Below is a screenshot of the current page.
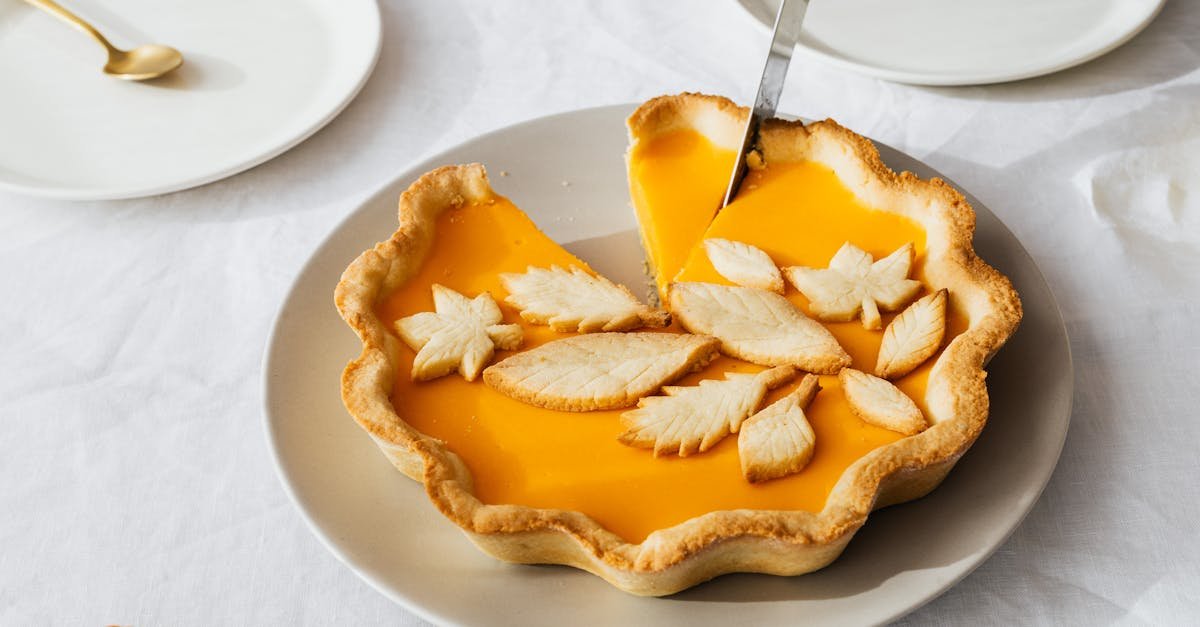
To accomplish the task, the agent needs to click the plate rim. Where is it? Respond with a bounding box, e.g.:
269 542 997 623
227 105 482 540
734 0 1166 86
0 0 382 201
262 103 1074 624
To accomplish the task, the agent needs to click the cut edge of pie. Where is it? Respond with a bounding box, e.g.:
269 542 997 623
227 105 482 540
335 93 1023 596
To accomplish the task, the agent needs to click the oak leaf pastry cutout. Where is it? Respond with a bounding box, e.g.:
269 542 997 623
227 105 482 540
839 368 928 435
500 265 670 333
739 374 820 483
784 242 922 330
703 238 784 293
876 289 948 379
483 332 720 411
669 281 851 374
395 284 523 382
619 365 796 456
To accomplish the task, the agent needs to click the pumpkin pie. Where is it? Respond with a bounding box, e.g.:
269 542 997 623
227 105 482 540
335 94 1021 596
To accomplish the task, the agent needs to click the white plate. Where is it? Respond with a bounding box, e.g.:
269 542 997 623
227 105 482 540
263 105 1073 625
736 0 1164 86
0 0 379 200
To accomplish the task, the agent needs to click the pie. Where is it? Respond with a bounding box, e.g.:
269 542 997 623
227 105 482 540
335 94 1021 596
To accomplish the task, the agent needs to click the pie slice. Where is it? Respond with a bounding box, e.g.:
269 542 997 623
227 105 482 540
336 94 1022 597
626 95 743 301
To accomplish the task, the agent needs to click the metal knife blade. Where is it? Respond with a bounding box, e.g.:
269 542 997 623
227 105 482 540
721 0 810 209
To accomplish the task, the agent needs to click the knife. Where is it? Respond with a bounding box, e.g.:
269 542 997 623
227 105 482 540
721 0 811 209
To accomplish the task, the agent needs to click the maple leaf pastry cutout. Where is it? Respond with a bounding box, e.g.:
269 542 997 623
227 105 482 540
784 242 922 330
395 284 523 382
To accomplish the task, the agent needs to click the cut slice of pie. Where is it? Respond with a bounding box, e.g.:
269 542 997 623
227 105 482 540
626 94 743 301
336 94 1021 597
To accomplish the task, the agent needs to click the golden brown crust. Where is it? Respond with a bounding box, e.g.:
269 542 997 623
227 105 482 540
336 164 497 483
336 95 1022 596
625 92 748 151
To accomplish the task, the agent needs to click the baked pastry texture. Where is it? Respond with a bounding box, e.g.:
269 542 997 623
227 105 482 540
335 95 1021 596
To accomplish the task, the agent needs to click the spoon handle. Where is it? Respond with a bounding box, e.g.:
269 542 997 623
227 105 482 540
23 0 119 54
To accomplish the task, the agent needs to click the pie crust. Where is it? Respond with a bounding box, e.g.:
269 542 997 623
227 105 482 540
335 95 1022 596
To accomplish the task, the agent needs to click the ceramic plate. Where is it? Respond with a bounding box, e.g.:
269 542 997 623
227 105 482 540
263 105 1073 625
736 0 1164 86
0 0 379 200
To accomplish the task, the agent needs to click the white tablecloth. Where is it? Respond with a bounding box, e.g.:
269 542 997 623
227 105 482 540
3 1 1199 624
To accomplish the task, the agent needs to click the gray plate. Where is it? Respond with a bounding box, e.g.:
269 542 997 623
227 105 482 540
263 104 1072 625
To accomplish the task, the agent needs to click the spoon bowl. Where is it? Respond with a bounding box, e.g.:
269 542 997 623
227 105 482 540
103 44 184 80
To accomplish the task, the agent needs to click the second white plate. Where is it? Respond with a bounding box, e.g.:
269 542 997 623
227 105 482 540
737 0 1164 86
264 105 1073 625
0 0 380 200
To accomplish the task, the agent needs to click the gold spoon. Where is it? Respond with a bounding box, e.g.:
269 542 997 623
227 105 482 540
24 0 183 80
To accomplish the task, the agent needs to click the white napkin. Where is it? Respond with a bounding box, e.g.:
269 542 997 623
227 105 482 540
1075 134 1200 246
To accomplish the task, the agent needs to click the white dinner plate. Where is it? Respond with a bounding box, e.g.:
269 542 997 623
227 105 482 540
0 0 379 200
263 105 1073 625
736 0 1164 86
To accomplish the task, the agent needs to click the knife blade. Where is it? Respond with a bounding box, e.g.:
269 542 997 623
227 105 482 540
721 0 810 209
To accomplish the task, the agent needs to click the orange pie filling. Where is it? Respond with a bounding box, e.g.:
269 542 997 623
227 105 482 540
377 129 966 543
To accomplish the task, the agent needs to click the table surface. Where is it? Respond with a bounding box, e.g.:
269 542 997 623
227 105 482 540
3 1 1198 625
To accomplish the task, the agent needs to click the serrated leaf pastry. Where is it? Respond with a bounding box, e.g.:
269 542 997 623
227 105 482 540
703 238 784 293
668 281 850 373
840 368 928 435
876 289 947 379
395 284 523 382
483 332 720 411
618 366 796 456
784 242 922 330
500 265 669 332
739 374 820 483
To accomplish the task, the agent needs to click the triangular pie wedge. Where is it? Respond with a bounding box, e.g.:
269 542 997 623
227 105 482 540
337 94 1021 597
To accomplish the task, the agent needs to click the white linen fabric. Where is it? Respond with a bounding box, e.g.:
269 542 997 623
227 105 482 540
2 1 1198 624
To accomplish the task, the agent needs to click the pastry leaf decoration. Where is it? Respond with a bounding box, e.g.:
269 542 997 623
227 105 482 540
395 284 523 382
839 368 928 435
876 289 947 379
618 366 796 457
500 265 669 333
703 238 784 293
784 242 922 330
483 332 720 411
739 374 821 483
669 282 850 374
